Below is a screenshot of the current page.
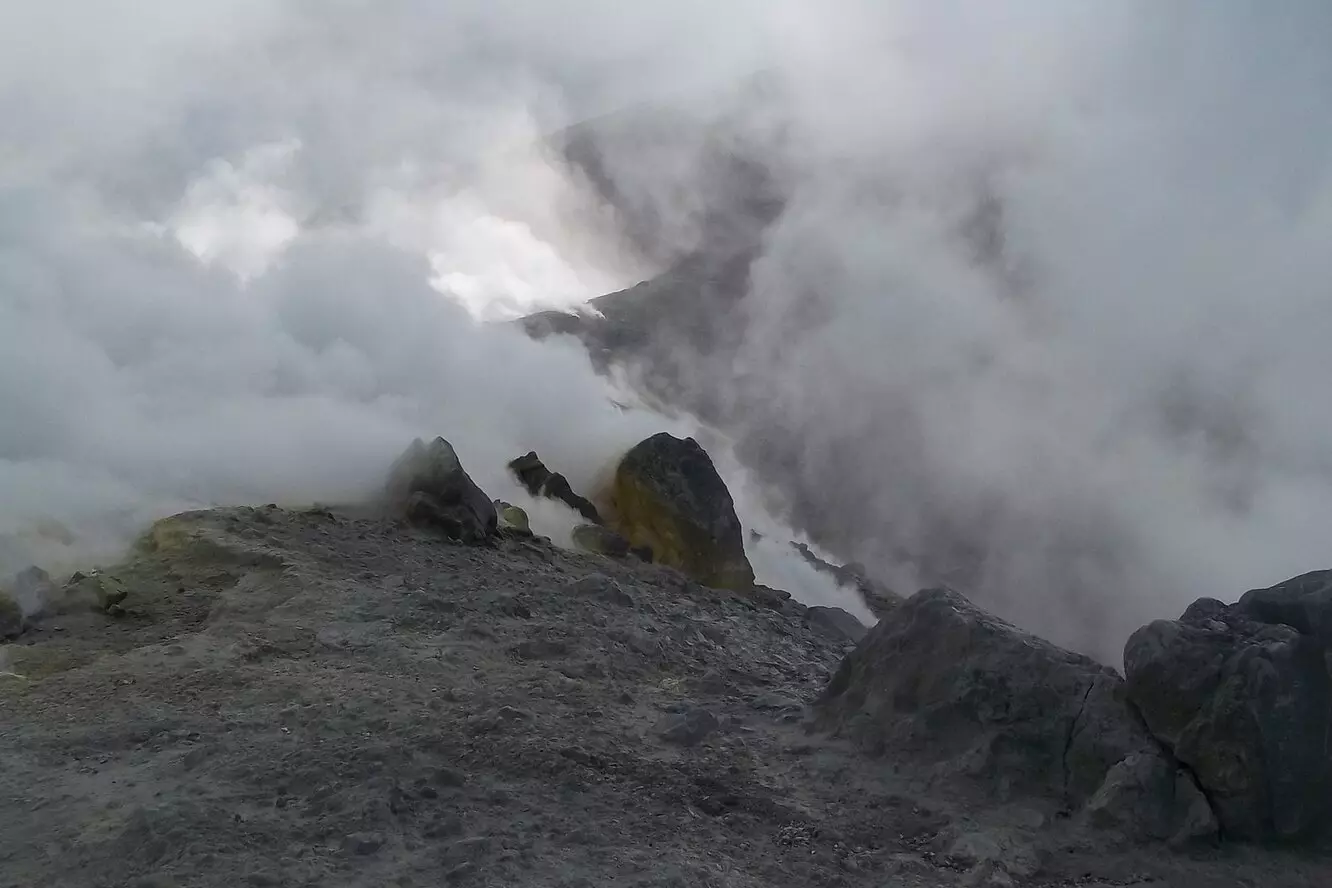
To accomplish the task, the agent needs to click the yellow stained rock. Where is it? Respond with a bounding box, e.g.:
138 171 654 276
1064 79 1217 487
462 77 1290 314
605 433 754 592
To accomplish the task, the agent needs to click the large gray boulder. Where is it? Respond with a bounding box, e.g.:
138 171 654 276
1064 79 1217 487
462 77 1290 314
384 438 497 544
1124 570 1332 842
818 588 1150 805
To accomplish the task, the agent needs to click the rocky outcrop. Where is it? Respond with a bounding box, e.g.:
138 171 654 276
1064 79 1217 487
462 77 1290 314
1124 571 1332 842
792 542 903 618
507 452 602 524
46 569 128 615
804 606 869 643
605 433 754 591
384 438 496 543
0 566 129 639
814 586 1225 845
818 588 1151 805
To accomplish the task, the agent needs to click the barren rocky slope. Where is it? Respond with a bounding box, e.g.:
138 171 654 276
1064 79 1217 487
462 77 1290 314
3 503 1331 887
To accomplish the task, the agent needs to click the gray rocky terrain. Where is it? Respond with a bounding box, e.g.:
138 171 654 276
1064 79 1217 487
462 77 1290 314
3 489 1332 886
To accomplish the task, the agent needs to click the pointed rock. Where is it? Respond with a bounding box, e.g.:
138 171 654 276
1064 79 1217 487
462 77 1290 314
606 433 753 591
384 438 496 543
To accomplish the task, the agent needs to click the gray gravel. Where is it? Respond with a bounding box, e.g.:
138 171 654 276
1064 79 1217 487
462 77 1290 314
1 505 1329 887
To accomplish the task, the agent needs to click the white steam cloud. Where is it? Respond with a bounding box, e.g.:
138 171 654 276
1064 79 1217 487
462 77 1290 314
4 1 1332 662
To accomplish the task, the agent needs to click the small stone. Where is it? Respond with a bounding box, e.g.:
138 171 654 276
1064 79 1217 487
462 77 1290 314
442 836 491 864
496 596 532 619
695 668 729 695
345 832 384 856
751 692 803 713
511 638 569 660
660 707 720 747
564 573 635 607
444 861 477 883
938 827 1040 880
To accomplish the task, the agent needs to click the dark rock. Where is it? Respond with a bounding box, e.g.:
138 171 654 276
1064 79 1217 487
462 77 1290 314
442 836 491 865
660 706 721 747
1124 570 1332 841
933 825 1041 880
1235 570 1332 643
507 452 601 523
564 574 635 607
511 638 569 660
607 433 754 591
384 438 496 543
433 767 467 788
344 832 384 855
739 584 791 612
751 692 804 713
1082 751 1218 845
793 542 903 618
0 590 22 638
818 588 1150 805
804 606 869 643
571 524 631 558
444 862 477 884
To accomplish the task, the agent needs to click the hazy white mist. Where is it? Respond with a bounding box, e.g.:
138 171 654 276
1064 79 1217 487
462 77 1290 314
3 1 1331 661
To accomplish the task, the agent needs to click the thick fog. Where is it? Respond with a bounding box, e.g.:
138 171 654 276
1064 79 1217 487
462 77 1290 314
3 1 1331 661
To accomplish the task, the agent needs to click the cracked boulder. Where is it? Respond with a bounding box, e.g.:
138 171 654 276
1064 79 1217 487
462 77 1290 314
817 588 1150 806
384 437 496 543
1082 751 1218 846
604 433 754 591
1125 570 1332 842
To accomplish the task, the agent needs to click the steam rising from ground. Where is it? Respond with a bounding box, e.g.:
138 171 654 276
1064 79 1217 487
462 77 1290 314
4 2 1332 660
